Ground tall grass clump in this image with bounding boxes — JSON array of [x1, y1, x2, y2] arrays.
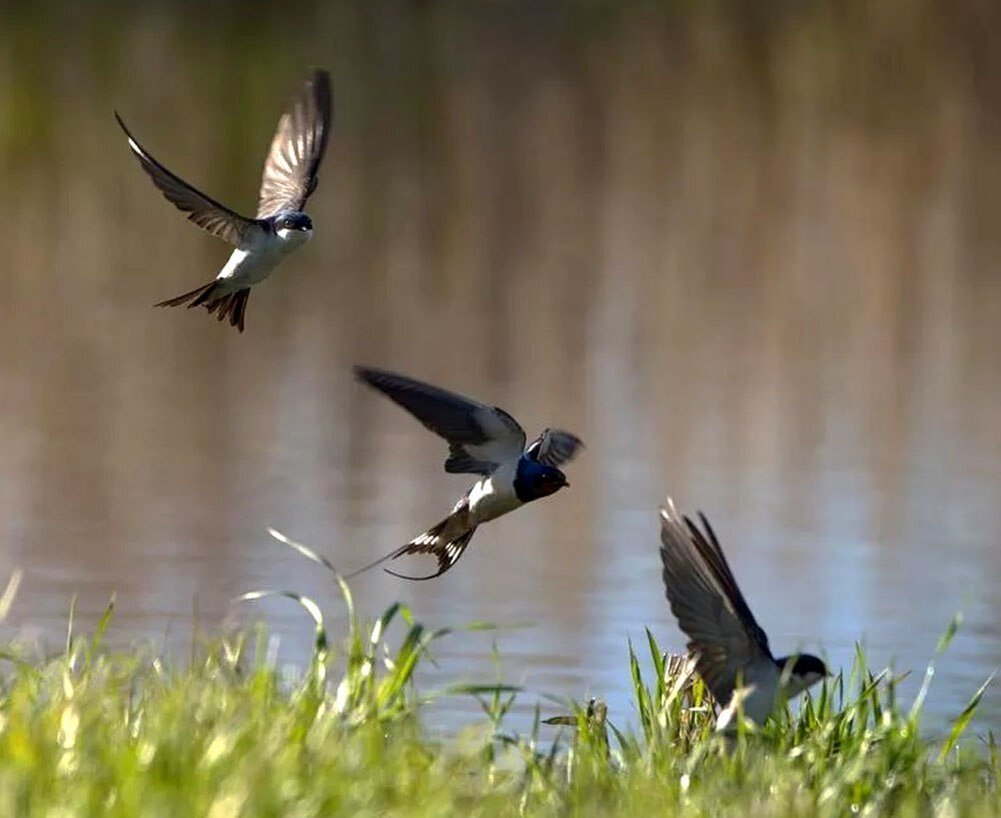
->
[[0, 550, 995, 817]]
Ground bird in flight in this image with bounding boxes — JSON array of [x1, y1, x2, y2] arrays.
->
[[116, 69, 332, 332], [658, 499, 828, 724], [348, 366, 584, 580]]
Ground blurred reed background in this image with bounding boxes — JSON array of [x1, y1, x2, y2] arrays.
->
[[0, 0, 999, 732]]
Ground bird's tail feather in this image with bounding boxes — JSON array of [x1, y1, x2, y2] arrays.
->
[[155, 281, 249, 332], [343, 516, 478, 581]]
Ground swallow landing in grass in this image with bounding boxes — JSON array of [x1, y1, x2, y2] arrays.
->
[[659, 499, 829, 725], [116, 70, 332, 332], [347, 366, 584, 580]]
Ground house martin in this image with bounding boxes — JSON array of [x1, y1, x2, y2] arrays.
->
[[116, 69, 332, 332], [347, 366, 584, 580], [658, 499, 828, 724]]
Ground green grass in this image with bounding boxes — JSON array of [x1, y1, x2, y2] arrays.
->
[[0, 555, 995, 817]]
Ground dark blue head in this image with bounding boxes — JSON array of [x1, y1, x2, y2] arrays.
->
[[513, 456, 569, 503], [275, 212, 313, 232], [775, 653, 829, 694]]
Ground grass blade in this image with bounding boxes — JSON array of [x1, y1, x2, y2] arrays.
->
[[0, 570, 23, 622], [939, 671, 995, 761], [267, 527, 340, 575], [236, 590, 327, 653]]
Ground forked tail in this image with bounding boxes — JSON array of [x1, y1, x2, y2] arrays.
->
[[343, 516, 478, 581], [155, 281, 250, 333]]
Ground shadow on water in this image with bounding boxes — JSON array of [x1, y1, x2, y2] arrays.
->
[[0, 1, 999, 732]]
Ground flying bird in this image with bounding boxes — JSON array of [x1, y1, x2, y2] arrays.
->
[[658, 499, 828, 724], [116, 69, 332, 332], [348, 366, 584, 580]]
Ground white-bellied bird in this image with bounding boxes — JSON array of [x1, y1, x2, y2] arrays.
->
[[349, 366, 584, 580], [659, 499, 828, 724], [116, 69, 332, 332]]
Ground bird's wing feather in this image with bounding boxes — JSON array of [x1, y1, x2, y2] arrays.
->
[[658, 499, 772, 704], [256, 69, 332, 217], [354, 366, 526, 474], [115, 113, 254, 247], [686, 511, 771, 652], [525, 428, 584, 467]]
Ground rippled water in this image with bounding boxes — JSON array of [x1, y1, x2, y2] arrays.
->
[[1, 3, 999, 734]]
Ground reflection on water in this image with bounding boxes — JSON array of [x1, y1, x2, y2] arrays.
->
[[1, 3, 999, 733]]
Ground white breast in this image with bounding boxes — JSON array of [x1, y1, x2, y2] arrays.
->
[[467, 463, 522, 524], [216, 227, 309, 287]]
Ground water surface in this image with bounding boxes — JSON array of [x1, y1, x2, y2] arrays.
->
[[1, 2, 999, 734]]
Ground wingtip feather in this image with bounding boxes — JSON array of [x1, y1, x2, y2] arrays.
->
[[312, 68, 332, 94], [660, 496, 680, 524], [352, 365, 383, 388], [113, 111, 142, 154], [353, 365, 401, 388]]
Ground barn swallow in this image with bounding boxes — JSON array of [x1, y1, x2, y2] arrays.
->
[[348, 366, 584, 580]]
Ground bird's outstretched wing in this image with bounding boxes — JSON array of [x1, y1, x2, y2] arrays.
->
[[256, 69, 332, 218], [354, 366, 527, 475], [525, 428, 584, 468], [658, 499, 772, 704], [115, 113, 255, 246]]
